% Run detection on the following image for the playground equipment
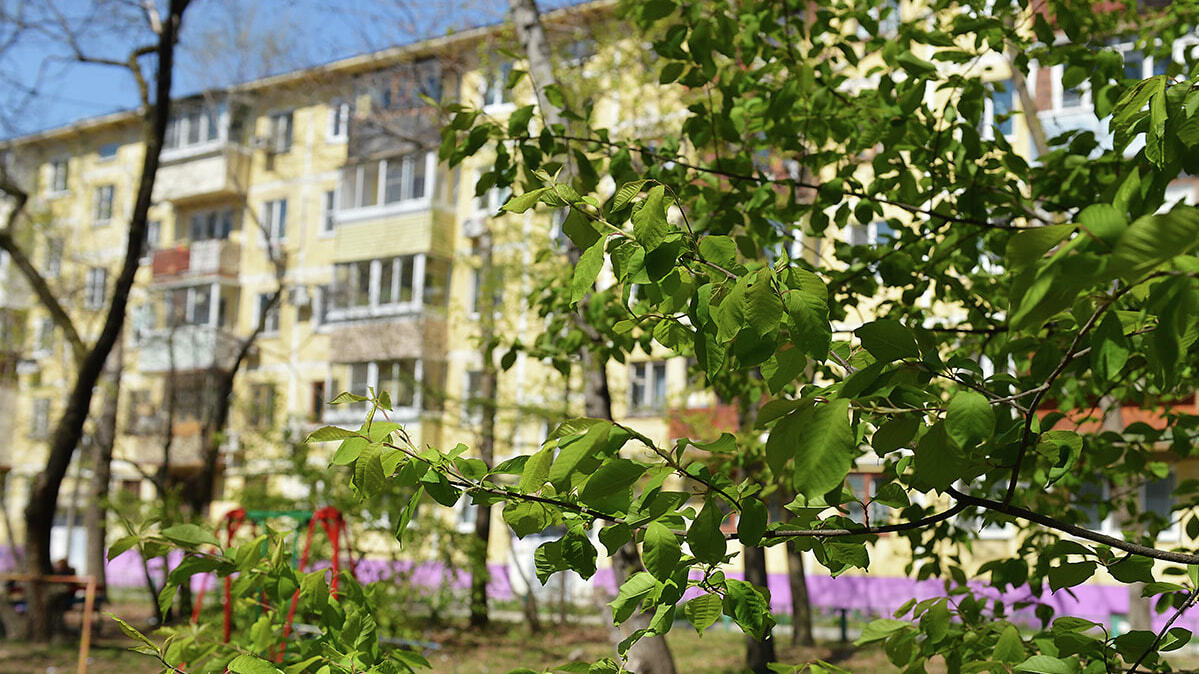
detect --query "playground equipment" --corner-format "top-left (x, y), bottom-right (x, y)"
top-left (191, 506), bottom-right (356, 660)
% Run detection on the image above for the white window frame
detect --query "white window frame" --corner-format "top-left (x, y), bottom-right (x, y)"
top-left (1051, 63), bottom-right (1091, 113)
top-left (335, 151), bottom-right (434, 223)
top-left (166, 285), bottom-right (219, 328)
top-left (256, 293), bottom-right (280, 335)
top-left (981, 79), bottom-right (1017, 141)
top-left (44, 238), bottom-right (62, 278)
top-left (84, 267), bottom-right (107, 310)
top-left (326, 254), bottom-right (426, 322)
top-left (629, 360), bottom-right (668, 412)
top-left (33, 317), bottom-right (54, 357)
top-left (188, 208), bottom-right (234, 241)
top-left (47, 158), bottom-right (68, 195)
top-left (320, 190), bottom-right (336, 235)
top-left (261, 199), bottom-right (287, 243)
top-left (30, 398), bottom-right (50, 439)
top-left (848, 219), bottom-right (895, 246)
top-left (267, 110), bottom-right (294, 153)
top-left (93, 184), bottom-right (114, 226)
top-left (327, 100), bottom-right (351, 142)
top-left (163, 100), bottom-right (228, 156)
top-left (463, 369), bottom-right (484, 425)
top-left (326, 359), bottom-right (423, 424)
top-left (482, 61), bottom-right (515, 109)
top-left (141, 221), bottom-right (160, 264)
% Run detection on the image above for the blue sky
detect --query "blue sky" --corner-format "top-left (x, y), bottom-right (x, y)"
top-left (0, 0), bottom-right (578, 138)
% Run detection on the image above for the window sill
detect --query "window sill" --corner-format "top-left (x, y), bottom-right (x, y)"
top-left (325, 135), bottom-right (347, 144)
top-left (44, 190), bottom-right (69, 200)
top-left (93, 220), bottom-right (112, 228)
top-left (161, 140), bottom-right (229, 163)
top-left (326, 303), bottom-right (425, 323)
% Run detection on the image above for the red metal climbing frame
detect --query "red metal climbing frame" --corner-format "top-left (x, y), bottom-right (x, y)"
top-left (189, 506), bottom-right (356, 661)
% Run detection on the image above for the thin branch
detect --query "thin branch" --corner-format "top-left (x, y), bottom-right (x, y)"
top-left (1127, 587), bottom-right (1199, 673)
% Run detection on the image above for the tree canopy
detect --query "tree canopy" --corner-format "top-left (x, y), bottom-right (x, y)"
top-left (132, 0), bottom-right (1199, 672)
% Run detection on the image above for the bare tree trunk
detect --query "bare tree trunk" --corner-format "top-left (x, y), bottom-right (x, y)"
top-left (787, 538), bottom-right (814, 646)
top-left (20, 2), bottom-right (187, 639)
top-left (470, 228), bottom-right (498, 628)
top-left (86, 342), bottom-right (122, 590)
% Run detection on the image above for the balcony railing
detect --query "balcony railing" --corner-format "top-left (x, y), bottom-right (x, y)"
top-left (152, 143), bottom-right (250, 203)
top-left (136, 325), bottom-right (238, 373)
top-left (150, 239), bottom-right (240, 281)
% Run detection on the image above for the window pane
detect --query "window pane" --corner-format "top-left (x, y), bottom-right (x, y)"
top-left (340, 168), bottom-right (358, 209)
top-left (379, 258), bottom-right (394, 304)
top-left (385, 159), bottom-right (407, 204)
top-left (354, 260), bottom-right (372, 307)
top-left (992, 81), bottom-right (1013, 136)
top-left (361, 163), bottom-right (379, 207)
top-left (192, 287), bottom-right (211, 325)
top-left (350, 363), bottom-right (369, 395)
top-left (1145, 473), bottom-right (1175, 520)
top-left (399, 256), bottom-right (414, 302)
top-left (652, 362), bottom-right (667, 406)
top-left (422, 257), bottom-right (449, 305)
top-left (410, 154), bottom-right (427, 200)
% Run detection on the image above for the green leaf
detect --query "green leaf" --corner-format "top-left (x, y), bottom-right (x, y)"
top-left (613, 179), bottom-right (648, 210)
top-left (572, 240), bottom-right (606, 304)
top-left (503, 501), bottom-right (553, 538)
top-left (1040, 431), bottom-right (1083, 486)
top-left (699, 235), bottom-right (737, 267)
top-left (769, 399), bottom-right (855, 499)
top-left (737, 498), bottom-right (768, 546)
top-left (580, 459), bottom-right (648, 505)
top-left (684, 592), bottom-right (723, 634)
top-left (856, 320), bottom-right (919, 362)
top-left (160, 524), bottom-right (219, 549)
top-left (610, 572), bottom-right (657, 624)
top-left (502, 187), bottom-right (550, 213)
top-left (305, 425), bottom-right (359, 443)
top-left (1006, 225), bottom-right (1073, 269)
top-left (993, 624), bottom-right (1026, 663)
top-left (723, 579), bottom-right (774, 641)
top-left (520, 446), bottom-right (554, 493)
top-left (632, 185), bottom-right (669, 251)
top-left (1091, 312), bottom-right (1130, 381)
top-left (687, 499), bottom-right (727, 564)
top-left (1014, 655), bottom-right (1073, 674)
top-left (353, 442), bottom-right (385, 498)
top-left (643, 522), bottom-right (681, 581)
top-left (107, 535), bottom-right (139, 561)
top-left (1048, 561), bottom-right (1096, 591)
top-left (743, 271), bottom-right (783, 337)
top-left (1110, 208), bottom-right (1199, 280)
top-left (328, 391), bottom-right (369, 405)
top-left (549, 421), bottom-right (611, 487)
top-left (228, 654), bottom-right (284, 674)
top-left (855, 618), bottom-right (909, 645)
top-left (945, 391), bottom-right (995, 449)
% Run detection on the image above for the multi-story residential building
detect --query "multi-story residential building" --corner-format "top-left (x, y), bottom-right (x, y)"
top-left (0, 0), bottom-right (1193, 634)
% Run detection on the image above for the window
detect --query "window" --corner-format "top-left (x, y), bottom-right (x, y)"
top-left (338, 152), bottom-right (430, 212)
top-left (474, 182), bottom-right (512, 215)
top-left (374, 58), bottom-right (442, 110)
top-left (166, 286), bottom-right (217, 327)
top-left (336, 359), bottom-right (421, 416)
top-left (1054, 65), bottom-right (1088, 111)
top-left (1077, 478), bottom-right (1113, 532)
top-left (327, 100), bottom-right (351, 141)
top-left (98, 143), bottom-right (118, 160)
top-left (321, 190), bottom-right (336, 234)
top-left (482, 61), bottom-right (514, 107)
top-left (849, 220), bottom-right (895, 246)
top-left (188, 209), bottom-right (234, 241)
top-left (142, 221), bottom-right (160, 261)
top-left (47, 158), bottom-right (68, 194)
top-left (1143, 472), bottom-right (1178, 540)
top-left (257, 293), bottom-right (279, 334)
top-left (44, 238), bottom-right (62, 278)
top-left (328, 255), bottom-right (424, 317)
top-left (33, 318), bottom-right (54, 356)
top-left (30, 398), bottom-right (50, 438)
top-left (422, 256), bottom-right (450, 306)
top-left (309, 381), bottom-right (326, 423)
top-left (464, 369), bottom-right (484, 424)
top-left (249, 383), bottom-right (276, 429)
top-left (93, 185), bottom-right (114, 225)
top-left (261, 199), bottom-right (287, 242)
top-left (164, 100), bottom-right (225, 150)
top-left (983, 80), bottom-right (1015, 139)
top-left (267, 111), bottom-right (293, 153)
top-left (843, 473), bottom-right (891, 526)
top-left (84, 267), bottom-right (107, 310)
top-left (629, 361), bottom-right (668, 411)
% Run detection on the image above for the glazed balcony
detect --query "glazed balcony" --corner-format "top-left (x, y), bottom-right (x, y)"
top-left (136, 324), bottom-right (239, 373)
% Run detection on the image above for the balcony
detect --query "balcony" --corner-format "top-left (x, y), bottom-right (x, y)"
top-left (152, 143), bottom-right (250, 204)
top-left (325, 314), bottom-right (446, 363)
top-left (332, 208), bottom-right (453, 261)
top-left (150, 239), bottom-right (240, 282)
top-left (136, 325), bottom-right (239, 373)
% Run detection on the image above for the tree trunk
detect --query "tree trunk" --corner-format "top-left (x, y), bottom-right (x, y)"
top-left (470, 228), bottom-right (498, 629)
top-left (21, 0), bottom-right (186, 640)
top-left (787, 538), bottom-right (814, 646)
top-left (86, 343), bottom-right (122, 590)
top-left (508, 0), bottom-right (675, 669)
top-left (743, 545), bottom-right (776, 672)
